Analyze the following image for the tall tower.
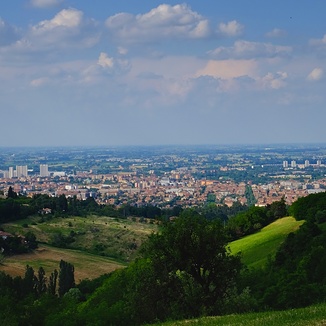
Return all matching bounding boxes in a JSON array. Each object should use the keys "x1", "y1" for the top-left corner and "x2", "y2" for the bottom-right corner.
[
  {"x1": 8, "y1": 166, "x2": 14, "y2": 178},
  {"x1": 16, "y1": 165, "x2": 28, "y2": 177},
  {"x1": 40, "y1": 164, "x2": 49, "y2": 177}
]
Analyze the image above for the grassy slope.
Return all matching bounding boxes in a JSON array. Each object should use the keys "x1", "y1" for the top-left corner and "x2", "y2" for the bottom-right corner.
[
  {"x1": 154, "y1": 303, "x2": 326, "y2": 326},
  {"x1": 228, "y1": 216, "x2": 304, "y2": 269},
  {"x1": 0, "y1": 244, "x2": 124, "y2": 282},
  {"x1": 1, "y1": 215, "x2": 158, "y2": 281}
]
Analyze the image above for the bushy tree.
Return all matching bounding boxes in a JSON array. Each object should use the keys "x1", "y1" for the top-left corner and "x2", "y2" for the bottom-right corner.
[{"x1": 139, "y1": 209, "x2": 242, "y2": 318}]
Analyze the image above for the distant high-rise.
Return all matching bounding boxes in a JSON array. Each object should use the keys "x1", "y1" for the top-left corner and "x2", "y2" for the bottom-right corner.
[
  {"x1": 16, "y1": 165, "x2": 28, "y2": 177},
  {"x1": 305, "y1": 160, "x2": 309, "y2": 168},
  {"x1": 291, "y1": 160, "x2": 296, "y2": 168},
  {"x1": 9, "y1": 166, "x2": 14, "y2": 178},
  {"x1": 40, "y1": 164, "x2": 49, "y2": 177},
  {"x1": 283, "y1": 161, "x2": 288, "y2": 168},
  {"x1": 317, "y1": 159, "x2": 322, "y2": 166}
]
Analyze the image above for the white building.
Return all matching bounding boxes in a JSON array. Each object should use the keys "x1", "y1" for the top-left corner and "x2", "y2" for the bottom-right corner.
[
  {"x1": 40, "y1": 164, "x2": 49, "y2": 177},
  {"x1": 16, "y1": 165, "x2": 28, "y2": 177}
]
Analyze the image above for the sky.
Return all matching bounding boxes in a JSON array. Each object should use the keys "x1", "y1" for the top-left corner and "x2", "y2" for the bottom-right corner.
[{"x1": 0, "y1": 0, "x2": 326, "y2": 146}]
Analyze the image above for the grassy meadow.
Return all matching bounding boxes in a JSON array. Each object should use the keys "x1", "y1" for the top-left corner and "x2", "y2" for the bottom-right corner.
[
  {"x1": 0, "y1": 244, "x2": 124, "y2": 282},
  {"x1": 153, "y1": 303, "x2": 326, "y2": 326},
  {"x1": 1, "y1": 214, "x2": 158, "y2": 280},
  {"x1": 228, "y1": 216, "x2": 304, "y2": 268}
]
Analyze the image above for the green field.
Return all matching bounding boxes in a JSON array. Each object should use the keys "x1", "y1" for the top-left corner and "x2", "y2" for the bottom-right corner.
[
  {"x1": 228, "y1": 216, "x2": 304, "y2": 269},
  {"x1": 0, "y1": 244, "x2": 125, "y2": 282},
  {"x1": 153, "y1": 302, "x2": 326, "y2": 326},
  {"x1": 1, "y1": 215, "x2": 158, "y2": 280}
]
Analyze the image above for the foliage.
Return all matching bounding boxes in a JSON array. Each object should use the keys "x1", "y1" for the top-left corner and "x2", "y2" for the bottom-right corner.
[
  {"x1": 138, "y1": 209, "x2": 243, "y2": 319},
  {"x1": 58, "y1": 259, "x2": 75, "y2": 297},
  {"x1": 245, "y1": 185, "x2": 257, "y2": 207},
  {"x1": 227, "y1": 198, "x2": 287, "y2": 239},
  {"x1": 289, "y1": 191, "x2": 326, "y2": 222},
  {"x1": 1, "y1": 193, "x2": 326, "y2": 324},
  {"x1": 246, "y1": 214, "x2": 326, "y2": 309},
  {"x1": 229, "y1": 216, "x2": 304, "y2": 269},
  {"x1": 68, "y1": 210, "x2": 243, "y2": 325}
]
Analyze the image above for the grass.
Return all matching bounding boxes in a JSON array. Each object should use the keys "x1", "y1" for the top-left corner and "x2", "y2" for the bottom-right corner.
[
  {"x1": 3, "y1": 215, "x2": 158, "y2": 262},
  {"x1": 0, "y1": 244, "x2": 125, "y2": 282},
  {"x1": 228, "y1": 216, "x2": 304, "y2": 269},
  {"x1": 152, "y1": 303, "x2": 326, "y2": 326},
  {"x1": 1, "y1": 214, "x2": 158, "y2": 281}
]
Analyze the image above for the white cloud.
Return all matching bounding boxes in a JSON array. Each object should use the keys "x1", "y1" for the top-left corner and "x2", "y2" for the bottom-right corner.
[
  {"x1": 307, "y1": 68, "x2": 323, "y2": 81},
  {"x1": 259, "y1": 71, "x2": 287, "y2": 89},
  {"x1": 30, "y1": 0, "x2": 63, "y2": 8},
  {"x1": 195, "y1": 59, "x2": 257, "y2": 79},
  {"x1": 98, "y1": 52, "x2": 114, "y2": 68},
  {"x1": 30, "y1": 77, "x2": 50, "y2": 87},
  {"x1": 28, "y1": 8, "x2": 99, "y2": 49},
  {"x1": 105, "y1": 4, "x2": 210, "y2": 43},
  {"x1": 33, "y1": 8, "x2": 83, "y2": 30},
  {"x1": 218, "y1": 20, "x2": 244, "y2": 37},
  {"x1": 265, "y1": 28, "x2": 286, "y2": 38},
  {"x1": 310, "y1": 34, "x2": 326, "y2": 46},
  {"x1": 118, "y1": 47, "x2": 128, "y2": 55},
  {"x1": 80, "y1": 52, "x2": 131, "y2": 84},
  {"x1": 209, "y1": 40, "x2": 292, "y2": 59}
]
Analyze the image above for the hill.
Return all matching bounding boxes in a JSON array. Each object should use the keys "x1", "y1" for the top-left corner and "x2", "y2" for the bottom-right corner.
[
  {"x1": 0, "y1": 244, "x2": 125, "y2": 282},
  {"x1": 228, "y1": 216, "x2": 304, "y2": 268},
  {"x1": 154, "y1": 302, "x2": 326, "y2": 326},
  {"x1": 0, "y1": 215, "x2": 158, "y2": 280}
]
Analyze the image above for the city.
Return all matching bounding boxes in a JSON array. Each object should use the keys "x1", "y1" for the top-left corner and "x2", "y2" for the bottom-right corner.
[{"x1": 1, "y1": 144, "x2": 326, "y2": 209}]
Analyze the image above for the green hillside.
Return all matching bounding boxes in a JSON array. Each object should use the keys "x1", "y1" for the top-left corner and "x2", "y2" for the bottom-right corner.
[
  {"x1": 1, "y1": 215, "x2": 158, "y2": 280},
  {"x1": 229, "y1": 216, "x2": 304, "y2": 268},
  {"x1": 154, "y1": 302, "x2": 326, "y2": 326}
]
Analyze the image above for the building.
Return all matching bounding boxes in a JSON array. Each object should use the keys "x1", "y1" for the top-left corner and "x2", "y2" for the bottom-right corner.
[
  {"x1": 40, "y1": 164, "x2": 49, "y2": 177},
  {"x1": 291, "y1": 160, "x2": 296, "y2": 168},
  {"x1": 16, "y1": 165, "x2": 28, "y2": 178},
  {"x1": 283, "y1": 161, "x2": 288, "y2": 168},
  {"x1": 9, "y1": 166, "x2": 14, "y2": 178}
]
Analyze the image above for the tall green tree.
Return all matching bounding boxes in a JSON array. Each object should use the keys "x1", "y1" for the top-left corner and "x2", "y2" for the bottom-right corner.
[
  {"x1": 48, "y1": 269, "x2": 58, "y2": 296},
  {"x1": 36, "y1": 267, "x2": 47, "y2": 295},
  {"x1": 58, "y1": 260, "x2": 75, "y2": 297},
  {"x1": 7, "y1": 186, "x2": 17, "y2": 199}
]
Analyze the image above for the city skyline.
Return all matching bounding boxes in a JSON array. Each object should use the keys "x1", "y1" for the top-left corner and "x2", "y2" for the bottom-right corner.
[{"x1": 0, "y1": 1, "x2": 325, "y2": 146}]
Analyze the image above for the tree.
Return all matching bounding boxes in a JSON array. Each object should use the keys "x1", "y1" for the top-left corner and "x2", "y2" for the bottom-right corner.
[
  {"x1": 48, "y1": 269, "x2": 58, "y2": 296},
  {"x1": 245, "y1": 185, "x2": 257, "y2": 207},
  {"x1": 58, "y1": 260, "x2": 75, "y2": 297},
  {"x1": 25, "y1": 231, "x2": 38, "y2": 250},
  {"x1": 7, "y1": 186, "x2": 17, "y2": 199},
  {"x1": 56, "y1": 194, "x2": 68, "y2": 212},
  {"x1": 22, "y1": 265, "x2": 37, "y2": 296},
  {"x1": 36, "y1": 267, "x2": 47, "y2": 295},
  {"x1": 139, "y1": 209, "x2": 242, "y2": 318}
]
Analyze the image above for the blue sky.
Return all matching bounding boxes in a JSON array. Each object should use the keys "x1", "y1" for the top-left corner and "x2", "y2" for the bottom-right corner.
[{"x1": 0, "y1": 0, "x2": 326, "y2": 146}]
